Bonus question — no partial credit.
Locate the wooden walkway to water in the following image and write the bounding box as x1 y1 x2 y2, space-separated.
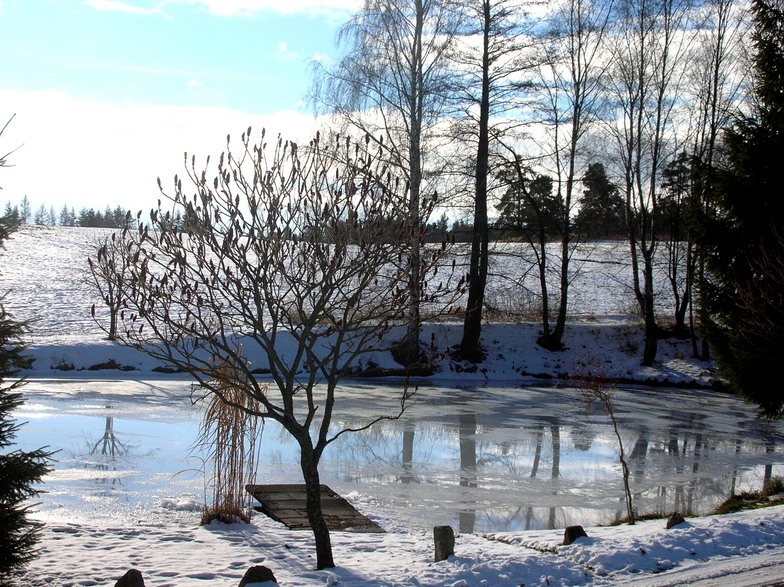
246 484 385 533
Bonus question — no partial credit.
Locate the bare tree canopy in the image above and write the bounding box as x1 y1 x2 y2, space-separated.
101 128 455 568
312 0 459 365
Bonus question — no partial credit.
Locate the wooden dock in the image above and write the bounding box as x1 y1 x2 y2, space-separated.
246 484 385 533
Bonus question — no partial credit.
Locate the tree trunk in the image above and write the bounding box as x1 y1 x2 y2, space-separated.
399 0 426 369
642 255 658 366
460 0 491 363
108 309 117 341
535 231 553 349
300 445 334 569
548 230 569 350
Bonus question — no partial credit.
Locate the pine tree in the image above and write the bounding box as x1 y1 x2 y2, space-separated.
33 205 47 226
0 211 52 582
699 0 784 416
58 205 76 227
19 197 30 225
575 163 626 240
496 168 562 240
3 203 20 229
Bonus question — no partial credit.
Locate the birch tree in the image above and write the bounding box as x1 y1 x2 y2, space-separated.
450 0 540 361
313 0 457 366
604 0 693 365
534 0 614 350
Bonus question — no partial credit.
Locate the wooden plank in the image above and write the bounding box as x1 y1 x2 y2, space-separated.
245 483 384 533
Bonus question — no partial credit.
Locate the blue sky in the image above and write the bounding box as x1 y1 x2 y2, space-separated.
0 0 358 215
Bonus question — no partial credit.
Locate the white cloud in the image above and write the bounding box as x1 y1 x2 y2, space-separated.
0 89 320 213
176 0 361 17
82 0 360 18
86 0 161 15
278 41 288 53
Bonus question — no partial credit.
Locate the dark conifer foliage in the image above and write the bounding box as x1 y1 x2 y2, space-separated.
699 0 784 417
496 167 562 240
0 308 52 582
78 205 134 229
575 163 626 240
0 219 53 582
1 117 52 582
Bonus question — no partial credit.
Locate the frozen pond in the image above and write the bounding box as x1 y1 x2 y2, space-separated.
14 377 784 533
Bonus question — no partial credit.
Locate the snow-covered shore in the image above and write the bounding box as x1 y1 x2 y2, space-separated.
21 487 784 586
21 316 720 390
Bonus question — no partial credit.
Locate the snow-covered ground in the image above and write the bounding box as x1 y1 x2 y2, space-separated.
19 501 784 587
3 225 784 586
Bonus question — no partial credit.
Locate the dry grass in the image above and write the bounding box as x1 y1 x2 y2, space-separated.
712 477 784 516
198 357 264 525
483 289 546 322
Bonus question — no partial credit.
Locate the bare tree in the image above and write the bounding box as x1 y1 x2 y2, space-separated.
106 129 454 569
575 370 635 524
88 230 134 341
604 0 693 365
688 0 747 359
449 0 540 361
659 149 700 338
534 0 614 350
1 115 22 239
312 0 457 366
0 115 20 174
0 116 17 242
495 148 563 342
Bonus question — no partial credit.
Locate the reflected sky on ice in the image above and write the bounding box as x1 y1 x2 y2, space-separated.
14 378 784 532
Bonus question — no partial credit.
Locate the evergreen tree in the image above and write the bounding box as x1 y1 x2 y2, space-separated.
3 203 20 229
659 152 692 242
78 207 98 227
77 206 132 228
33 205 48 226
660 152 694 335
575 163 626 239
699 0 784 416
496 169 562 240
19 196 30 225
1 123 52 582
59 205 76 227
0 301 52 582
0 239 51 582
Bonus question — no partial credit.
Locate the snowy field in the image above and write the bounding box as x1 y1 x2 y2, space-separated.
3 225 784 586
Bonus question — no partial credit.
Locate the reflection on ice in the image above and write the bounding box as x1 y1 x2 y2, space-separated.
320 384 784 532
14 379 784 533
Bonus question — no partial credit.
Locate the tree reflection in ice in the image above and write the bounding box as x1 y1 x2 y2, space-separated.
313 385 784 532
16 381 784 533
91 412 128 459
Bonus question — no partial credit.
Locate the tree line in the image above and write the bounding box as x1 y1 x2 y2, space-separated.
3 196 135 229
308 0 758 367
